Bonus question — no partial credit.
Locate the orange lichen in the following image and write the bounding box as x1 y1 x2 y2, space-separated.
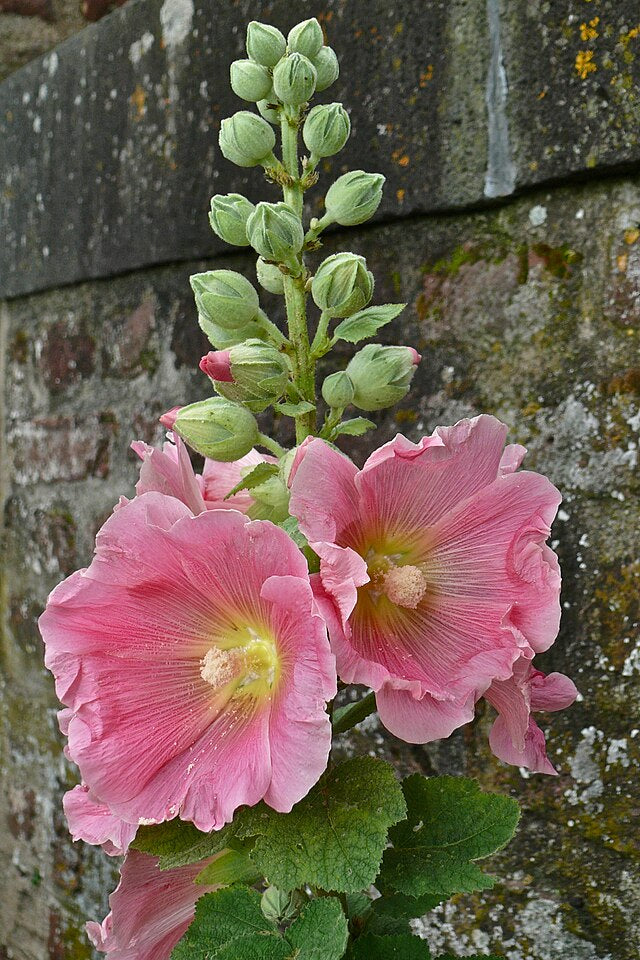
419 65 434 86
396 188 405 202
130 85 146 120
580 17 599 41
617 253 628 273
624 228 640 245
575 50 597 78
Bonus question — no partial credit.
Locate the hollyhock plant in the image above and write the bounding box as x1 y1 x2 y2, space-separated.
40 15 579 960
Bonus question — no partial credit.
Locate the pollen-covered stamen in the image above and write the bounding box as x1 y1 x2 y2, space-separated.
200 646 237 689
200 627 279 698
382 564 427 609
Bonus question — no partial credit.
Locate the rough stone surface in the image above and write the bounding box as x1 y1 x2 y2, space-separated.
2 0 640 297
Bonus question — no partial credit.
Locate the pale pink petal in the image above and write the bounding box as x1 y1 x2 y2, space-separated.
489 715 558 775
313 541 369 628
200 449 271 511
530 670 578 711
87 849 218 960
500 443 527 475
377 684 476 743
132 436 206 516
64 786 137 856
288 438 360 543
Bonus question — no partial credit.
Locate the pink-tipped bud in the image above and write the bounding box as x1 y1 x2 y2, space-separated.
199 350 234 383
159 406 181 429
408 347 421 366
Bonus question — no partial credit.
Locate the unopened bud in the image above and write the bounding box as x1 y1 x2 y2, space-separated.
325 170 385 226
199 318 268 350
208 193 255 247
173 397 259 462
247 201 304 263
257 97 280 125
272 52 317 106
346 344 420 411
303 103 350 159
247 473 290 523
312 45 339 91
230 59 273 102
201 339 290 412
256 257 285 295
159 406 180 430
246 21 287 68
219 111 276 167
287 18 324 59
311 252 374 318
190 270 260 330
322 370 355 408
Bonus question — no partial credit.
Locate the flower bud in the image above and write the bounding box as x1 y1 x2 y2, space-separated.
219 111 276 167
200 318 268 350
246 21 287 68
190 270 260 331
159 406 180 430
247 473 291 523
312 46 339 91
208 193 255 247
257 97 280 125
325 170 385 226
287 18 324 59
272 52 317 106
346 344 420 411
311 252 374 318
200 339 290 412
322 370 355 408
173 397 259 462
303 103 350 160
256 257 285 295
230 59 273 102
247 201 304 263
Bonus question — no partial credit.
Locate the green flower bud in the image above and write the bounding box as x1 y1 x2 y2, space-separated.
208 193 255 246
312 45 339 91
247 473 290 522
230 59 273 102
199 317 267 350
303 103 350 159
346 344 420 411
325 170 385 226
256 256 285 294
203 339 290 412
247 201 304 263
173 397 259 462
219 111 276 167
272 52 317 106
311 252 374 318
246 21 287 68
322 370 355 408
287 18 324 59
257 96 280 125
190 270 259 331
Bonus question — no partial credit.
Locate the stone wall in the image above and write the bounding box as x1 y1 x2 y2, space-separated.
1 1 639 958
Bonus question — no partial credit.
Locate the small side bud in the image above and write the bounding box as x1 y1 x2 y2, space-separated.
311 252 374 318
246 21 287 67
173 397 259 462
230 59 273 102
199 350 233 382
219 111 276 167
303 103 350 159
159 406 180 430
346 344 420 411
272 52 317 106
257 97 281 125
247 202 304 263
287 18 324 59
312 45 339 91
190 270 260 330
324 170 385 226
247 473 291 523
202 339 290 412
322 370 355 408
256 257 285 295
208 193 255 247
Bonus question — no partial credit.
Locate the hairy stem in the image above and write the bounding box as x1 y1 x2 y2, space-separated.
331 691 377 736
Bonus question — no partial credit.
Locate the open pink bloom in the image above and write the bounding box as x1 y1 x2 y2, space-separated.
64 785 137 856
87 849 218 960
289 415 570 767
485 658 577 774
131 433 271 513
40 494 336 831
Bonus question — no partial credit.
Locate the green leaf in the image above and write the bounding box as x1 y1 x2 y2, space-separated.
211 935 291 960
380 776 520 898
172 886 278 960
362 892 443 936
287 898 349 960
333 303 406 343
332 417 376 438
275 400 317 417
195 848 259 886
350 933 431 959
224 462 279 499
280 515 309 549
132 819 233 870
235 757 406 893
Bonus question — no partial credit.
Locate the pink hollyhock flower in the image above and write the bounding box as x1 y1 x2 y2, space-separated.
64 785 137 856
87 849 218 960
289 415 572 768
40 494 336 831
131 433 271 514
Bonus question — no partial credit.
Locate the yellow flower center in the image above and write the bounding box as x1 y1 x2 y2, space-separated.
364 548 429 609
200 626 279 700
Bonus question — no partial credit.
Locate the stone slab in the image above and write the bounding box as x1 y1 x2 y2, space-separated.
2 0 640 298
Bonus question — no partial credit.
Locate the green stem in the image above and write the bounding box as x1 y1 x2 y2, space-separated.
256 309 289 348
257 432 286 458
331 691 377 736
310 311 331 357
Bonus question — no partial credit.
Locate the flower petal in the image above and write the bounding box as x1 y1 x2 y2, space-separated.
376 684 476 743
63 785 137 856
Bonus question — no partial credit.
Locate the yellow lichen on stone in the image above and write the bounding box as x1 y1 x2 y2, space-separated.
575 49 597 78
580 17 599 41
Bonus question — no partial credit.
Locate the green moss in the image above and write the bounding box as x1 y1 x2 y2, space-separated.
530 242 583 278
